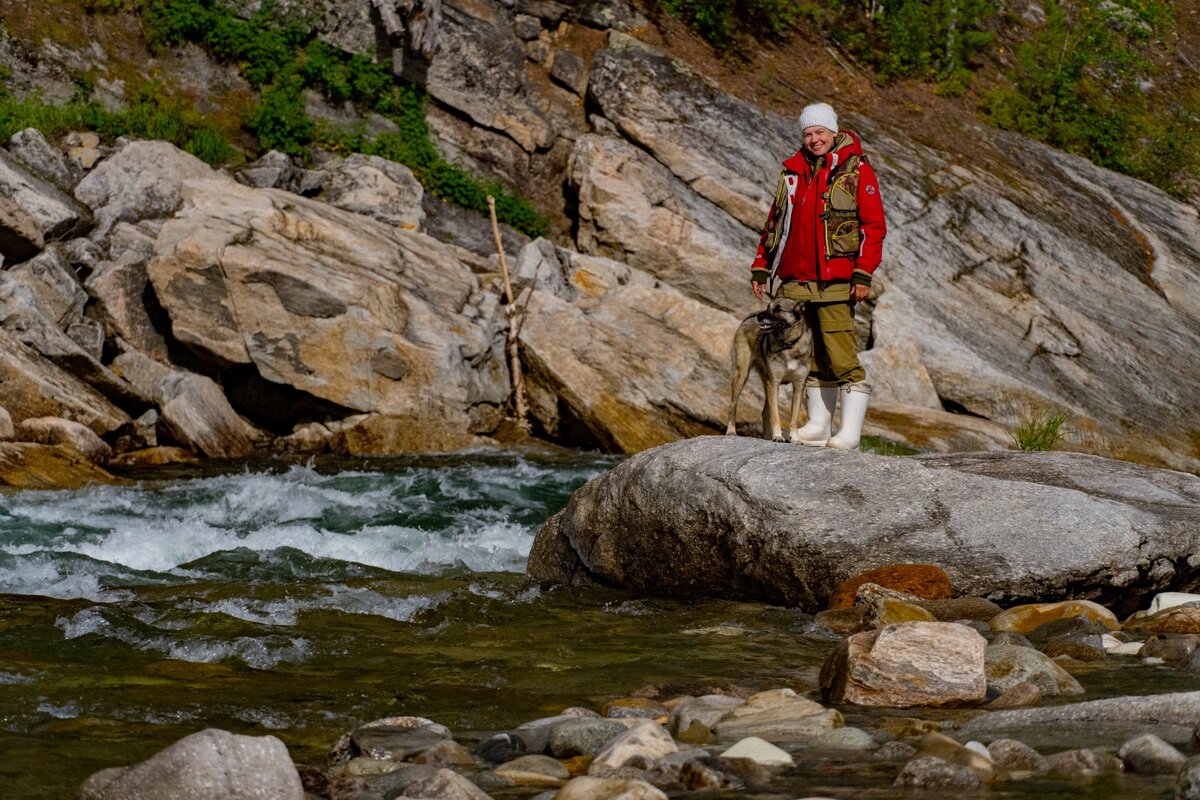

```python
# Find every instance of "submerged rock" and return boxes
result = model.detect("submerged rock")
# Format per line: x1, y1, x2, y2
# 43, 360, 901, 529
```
0, 442, 119, 489
525, 437, 1200, 612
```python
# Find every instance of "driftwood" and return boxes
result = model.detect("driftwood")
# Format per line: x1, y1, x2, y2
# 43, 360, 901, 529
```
487, 197, 532, 431
371, 0, 441, 57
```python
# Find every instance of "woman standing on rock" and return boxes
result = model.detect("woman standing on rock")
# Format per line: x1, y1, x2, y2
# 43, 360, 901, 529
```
749, 102, 887, 450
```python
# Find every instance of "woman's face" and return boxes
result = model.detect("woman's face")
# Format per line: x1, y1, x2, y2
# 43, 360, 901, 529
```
803, 126, 836, 158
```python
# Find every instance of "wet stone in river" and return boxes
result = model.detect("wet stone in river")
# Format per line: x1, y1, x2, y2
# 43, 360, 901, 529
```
399, 767, 494, 800
588, 720, 678, 775
1043, 748, 1116, 776
668, 694, 744, 734
893, 756, 981, 790
603, 697, 668, 720
807, 726, 876, 750
1141, 635, 1200, 663
987, 738, 1049, 773
494, 754, 570, 786
548, 718, 630, 757
556, 776, 667, 800
984, 643, 1084, 697
1117, 732, 1187, 775
711, 688, 842, 741
718, 736, 794, 766
351, 725, 452, 761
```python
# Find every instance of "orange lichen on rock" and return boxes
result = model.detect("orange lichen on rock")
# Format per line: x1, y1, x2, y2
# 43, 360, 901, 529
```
827, 564, 952, 610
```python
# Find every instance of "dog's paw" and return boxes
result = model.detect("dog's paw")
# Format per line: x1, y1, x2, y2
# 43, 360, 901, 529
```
771, 433, 786, 443
724, 425, 738, 436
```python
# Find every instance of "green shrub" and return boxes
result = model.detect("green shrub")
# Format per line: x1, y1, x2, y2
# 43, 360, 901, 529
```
1011, 411, 1070, 451
657, 0, 800, 48
982, 0, 1195, 194
246, 77, 313, 157
859, 0, 996, 80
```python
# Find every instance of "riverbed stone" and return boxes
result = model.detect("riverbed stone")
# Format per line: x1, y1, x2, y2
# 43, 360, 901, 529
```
984, 643, 1084, 697
668, 695, 744, 735
588, 721, 677, 775
1118, 733, 1186, 775
678, 758, 741, 791
711, 688, 842, 742
990, 600, 1120, 634
988, 681, 1043, 708
874, 740, 918, 761
1044, 748, 1115, 775
328, 717, 452, 767
893, 756, 980, 790
400, 767, 493, 800
548, 719, 629, 757
828, 564, 952, 609
496, 754, 570, 787
1140, 636, 1199, 663
914, 732, 999, 782
987, 738, 1048, 772
821, 622, 987, 708
15, 416, 111, 462
917, 597, 1004, 622
718, 737, 793, 766
603, 698, 667, 721
807, 727, 876, 750
555, 776, 666, 800
526, 438, 1200, 611
1150, 593, 1200, 614
1130, 606, 1200, 636
350, 724, 452, 762
78, 728, 303, 800
1177, 755, 1200, 800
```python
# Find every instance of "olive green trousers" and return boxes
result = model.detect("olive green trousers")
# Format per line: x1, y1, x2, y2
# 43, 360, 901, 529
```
776, 281, 866, 384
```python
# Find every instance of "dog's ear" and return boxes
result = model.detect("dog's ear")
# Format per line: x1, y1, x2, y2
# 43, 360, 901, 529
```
791, 300, 807, 313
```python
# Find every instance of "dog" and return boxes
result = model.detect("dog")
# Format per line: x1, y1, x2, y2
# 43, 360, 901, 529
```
725, 298, 813, 442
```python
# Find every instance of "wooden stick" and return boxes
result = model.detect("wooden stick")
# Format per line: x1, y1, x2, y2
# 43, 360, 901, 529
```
487, 196, 532, 431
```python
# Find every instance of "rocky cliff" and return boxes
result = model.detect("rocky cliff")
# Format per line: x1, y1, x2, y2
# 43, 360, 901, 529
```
0, 0, 1197, 472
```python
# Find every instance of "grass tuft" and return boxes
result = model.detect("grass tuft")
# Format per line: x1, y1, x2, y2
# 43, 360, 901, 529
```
1012, 411, 1070, 451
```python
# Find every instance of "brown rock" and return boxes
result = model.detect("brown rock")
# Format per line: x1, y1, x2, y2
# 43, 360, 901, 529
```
107, 446, 199, 467
329, 414, 476, 455
813, 606, 868, 634
0, 442, 120, 488
820, 622, 987, 708
15, 416, 111, 462
1140, 635, 1200, 662
1129, 607, 1200, 636
989, 600, 1120, 634
987, 681, 1043, 709
828, 564, 952, 610
916, 597, 1004, 622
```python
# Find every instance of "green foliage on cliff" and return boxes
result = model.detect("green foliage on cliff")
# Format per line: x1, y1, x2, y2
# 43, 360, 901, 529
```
982, 0, 1196, 194
133, 0, 548, 236
0, 78, 236, 164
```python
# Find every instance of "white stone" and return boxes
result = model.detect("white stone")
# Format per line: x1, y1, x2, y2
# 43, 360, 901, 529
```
718, 736, 793, 766
1149, 592, 1200, 614
588, 720, 677, 774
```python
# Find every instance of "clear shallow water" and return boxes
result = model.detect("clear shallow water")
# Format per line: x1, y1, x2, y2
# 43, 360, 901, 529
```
0, 449, 1188, 799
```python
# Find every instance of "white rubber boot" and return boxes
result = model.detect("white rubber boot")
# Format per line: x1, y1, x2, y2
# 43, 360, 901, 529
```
826, 381, 871, 450
791, 379, 839, 446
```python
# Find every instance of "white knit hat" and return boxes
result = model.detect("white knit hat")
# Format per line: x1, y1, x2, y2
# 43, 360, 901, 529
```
798, 103, 838, 133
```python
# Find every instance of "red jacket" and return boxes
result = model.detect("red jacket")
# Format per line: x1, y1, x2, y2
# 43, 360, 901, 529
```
751, 131, 887, 287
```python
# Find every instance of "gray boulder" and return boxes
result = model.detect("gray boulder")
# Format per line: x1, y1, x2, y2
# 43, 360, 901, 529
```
0, 148, 92, 243
79, 728, 303, 800
74, 140, 222, 237
0, 194, 44, 263
319, 153, 425, 231
984, 643, 1084, 697
525, 437, 1200, 613
1118, 732, 1186, 775
7, 127, 82, 190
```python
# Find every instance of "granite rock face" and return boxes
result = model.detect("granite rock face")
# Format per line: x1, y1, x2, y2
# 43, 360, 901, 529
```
526, 437, 1200, 612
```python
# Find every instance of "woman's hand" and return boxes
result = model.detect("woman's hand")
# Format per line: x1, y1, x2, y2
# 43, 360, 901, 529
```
752, 281, 765, 300
851, 284, 870, 302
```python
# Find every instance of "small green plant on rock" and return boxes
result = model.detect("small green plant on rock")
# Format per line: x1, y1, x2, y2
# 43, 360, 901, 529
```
1012, 411, 1070, 451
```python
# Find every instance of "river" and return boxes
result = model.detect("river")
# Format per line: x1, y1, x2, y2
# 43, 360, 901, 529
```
0, 449, 1186, 799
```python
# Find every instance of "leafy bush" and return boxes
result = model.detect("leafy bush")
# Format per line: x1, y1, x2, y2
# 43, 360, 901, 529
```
982, 0, 1195, 194
1011, 411, 1069, 451
656, 0, 801, 47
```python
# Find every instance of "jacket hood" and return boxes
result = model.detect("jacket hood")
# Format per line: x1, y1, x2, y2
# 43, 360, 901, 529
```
782, 130, 864, 173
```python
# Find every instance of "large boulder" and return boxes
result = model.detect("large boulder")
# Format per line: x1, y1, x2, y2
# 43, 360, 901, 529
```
73, 140, 222, 237
518, 248, 748, 451
0, 327, 130, 435
146, 175, 509, 446
83, 222, 170, 361
318, 153, 425, 230
0, 148, 92, 245
525, 437, 1200, 613
7, 127, 82, 190
79, 728, 303, 800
